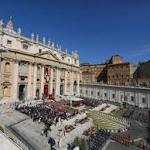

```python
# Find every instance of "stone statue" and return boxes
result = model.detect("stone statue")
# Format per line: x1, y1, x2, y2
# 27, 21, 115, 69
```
17, 27, 21, 35
51, 42, 54, 48
56, 44, 59, 49
42, 37, 46, 44
0, 19, 3, 31
31, 33, 34, 41
36, 34, 39, 42
6, 16, 13, 32
65, 48, 68, 54
59, 45, 62, 50
48, 39, 51, 46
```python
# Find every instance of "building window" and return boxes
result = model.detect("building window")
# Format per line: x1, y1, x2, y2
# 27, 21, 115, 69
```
120, 95, 123, 100
80, 89, 82, 94
86, 90, 88, 94
142, 97, 146, 103
39, 49, 42, 53
91, 91, 93, 95
3, 86, 10, 97
23, 44, 28, 50
112, 94, 115, 99
97, 92, 100, 96
104, 93, 107, 97
7, 40, 12, 45
74, 59, 77, 64
5, 62, 10, 73
124, 96, 128, 101
21, 77, 25, 81
131, 96, 134, 102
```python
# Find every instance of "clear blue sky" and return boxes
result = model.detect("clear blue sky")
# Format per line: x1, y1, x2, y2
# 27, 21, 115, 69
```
0, 0, 150, 64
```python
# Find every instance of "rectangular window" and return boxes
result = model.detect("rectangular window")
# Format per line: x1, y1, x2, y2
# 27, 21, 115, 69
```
112, 94, 115, 99
104, 93, 107, 97
7, 40, 12, 45
91, 91, 93, 95
97, 92, 100, 96
23, 44, 28, 50
142, 97, 146, 103
74, 59, 77, 64
86, 90, 88, 94
39, 49, 42, 53
124, 96, 128, 101
131, 96, 134, 102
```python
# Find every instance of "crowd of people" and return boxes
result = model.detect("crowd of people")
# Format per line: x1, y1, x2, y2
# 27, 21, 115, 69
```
15, 103, 69, 148
16, 104, 67, 127
14, 98, 150, 150
82, 98, 104, 107
138, 140, 150, 150
111, 132, 130, 146
113, 105, 150, 123
88, 129, 110, 150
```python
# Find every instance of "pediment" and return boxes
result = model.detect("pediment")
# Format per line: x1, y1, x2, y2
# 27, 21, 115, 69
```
37, 51, 60, 61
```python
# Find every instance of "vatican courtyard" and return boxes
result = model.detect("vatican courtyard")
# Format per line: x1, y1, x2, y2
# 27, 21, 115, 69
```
0, 96, 149, 150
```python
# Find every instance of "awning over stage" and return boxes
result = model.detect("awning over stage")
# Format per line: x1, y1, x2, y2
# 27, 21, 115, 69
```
65, 96, 84, 102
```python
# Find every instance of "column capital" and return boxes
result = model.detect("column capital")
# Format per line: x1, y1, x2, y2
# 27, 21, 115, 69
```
33, 62, 37, 66
13, 59, 20, 63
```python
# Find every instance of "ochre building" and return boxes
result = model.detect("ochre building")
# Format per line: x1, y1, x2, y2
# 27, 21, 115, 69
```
81, 55, 137, 85
133, 60, 150, 87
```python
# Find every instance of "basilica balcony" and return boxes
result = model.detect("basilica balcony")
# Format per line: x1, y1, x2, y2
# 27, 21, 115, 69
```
18, 71, 28, 77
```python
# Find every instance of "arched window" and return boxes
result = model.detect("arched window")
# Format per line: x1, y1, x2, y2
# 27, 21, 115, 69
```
5, 62, 10, 73
73, 80, 77, 94
3, 86, 10, 97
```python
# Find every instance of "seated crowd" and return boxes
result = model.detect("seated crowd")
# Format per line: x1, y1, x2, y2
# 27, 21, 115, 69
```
16, 104, 67, 127
88, 129, 110, 150
111, 132, 130, 146
113, 104, 150, 123
15, 103, 70, 149
82, 98, 104, 107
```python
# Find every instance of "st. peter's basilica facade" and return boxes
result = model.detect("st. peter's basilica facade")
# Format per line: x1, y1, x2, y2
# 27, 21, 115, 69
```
0, 17, 80, 103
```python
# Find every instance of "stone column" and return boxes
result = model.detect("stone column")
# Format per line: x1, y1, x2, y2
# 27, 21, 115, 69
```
33, 64, 37, 98
55, 68, 60, 96
12, 61, 19, 101
0, 58, 2, 98
147, 92, 150, 109
70, 71, 74, 95
49, 67, 53, 94
27, 63, 32, 99
64, 70, 68, 95
40, 65, 44, 98
135, 91, 139, 107
76, 72, 80, 96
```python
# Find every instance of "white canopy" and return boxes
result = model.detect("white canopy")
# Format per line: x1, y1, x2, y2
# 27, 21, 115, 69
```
65, 96, 83, 102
